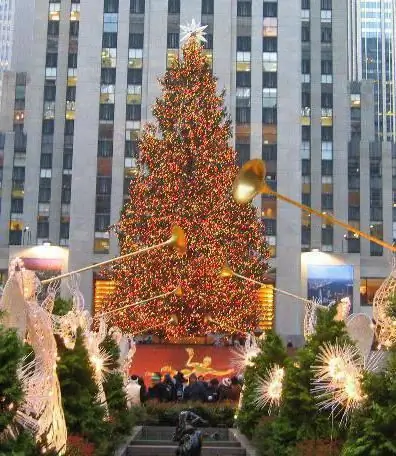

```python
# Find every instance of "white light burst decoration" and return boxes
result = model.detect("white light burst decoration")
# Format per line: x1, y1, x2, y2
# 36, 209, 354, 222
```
180, 19, 208, 45
304, 298, 327, 339
254, 365, 285, 414
232, 334, 261, 372
312, 342, 383, 423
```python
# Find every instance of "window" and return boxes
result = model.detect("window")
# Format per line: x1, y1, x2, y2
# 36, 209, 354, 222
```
302, 159, 310, 175
263, 17, 277, 37
102, 32, 117, 48
65, 120, 74, 135
302, 0, 310, 9
130, 0, 145, 14
236, 72, 251, 87
42, 120, 54, 134
63, 151, 73, 169
321, 24, 332, 43
44, 84, 56, 101
321, 159, 332, 176
127, 85, 142, 104
97, 177, 112, 194
360, 278, 384, 306
66, 86, 76, 101
263, 72, 277, 88
263, 37, 277, 52
104, 0, 119, 13
322, 194, 333, 211
168, 0, 180, 14
262, 107, 277, 124
128, 48, 143, 68
60, 222, 70, 239
262, 144, 276, 161
44, 101, 55, 119
39, 178, 51, 202
321, 0, 332, 9
302, 24, 310, 42
236, 107, 250, 124
262, 88, 276, 108
68, 53, 78, 68
95, 214, 111, 231
263, 2, 277, 17
37, 220, 49, 238
126, 104, 141, 121
237, 1, 251, 17
321, 126, 333, 141
49, 2, 60, 21
94, 238, 110, 254
321, 142, 333, 159
40, 153, 53, 169
11, 198, 23, 213
48, 20, 59, 36
322, 92, 333, 108
302, 59, 310, 74
101, 68, 116, 84
46, 52, 58, 68
70, 3, 80, 21
127, 69, 142, 84
167, 33, 179, 49
96, 195, 111, 213
98, 140, 113, 157
99, 104, 115, 121
300, 141, 310, 159
237, 36, 251, 52
236, 144, 250, 167
102, 48, 117, 68
202, 0, 214, 14
322, 227, 333, 245
321, 59, 332, 74
103, 13, 118, 33
302, 126, 310, 141
129, 33, 144, 48
70, 21, 79, 37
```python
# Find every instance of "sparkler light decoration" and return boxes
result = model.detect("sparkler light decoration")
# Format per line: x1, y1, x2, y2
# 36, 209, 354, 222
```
373, 262, 396, 348
304, 298, 327, 339
232, 333, 261, 372
254, 364, 285, 414
312, 342, 382, 423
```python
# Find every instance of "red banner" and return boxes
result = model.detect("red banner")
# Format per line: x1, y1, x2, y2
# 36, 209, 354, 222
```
130, 345, 237, 386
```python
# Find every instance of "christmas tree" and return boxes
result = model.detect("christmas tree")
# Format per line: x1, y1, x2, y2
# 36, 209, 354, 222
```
103, 32, 269, 337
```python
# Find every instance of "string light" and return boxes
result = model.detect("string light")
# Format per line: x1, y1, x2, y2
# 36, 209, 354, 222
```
101, 37, 269, 337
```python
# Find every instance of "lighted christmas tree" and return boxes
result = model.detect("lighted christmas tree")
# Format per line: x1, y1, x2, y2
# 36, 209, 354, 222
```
103, 25, 269, 337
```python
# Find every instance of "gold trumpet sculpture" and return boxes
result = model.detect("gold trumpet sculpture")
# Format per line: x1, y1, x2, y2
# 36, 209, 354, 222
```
42, 225, 187, 285
134, 314, 179, 336
204, 314, 249, 335
220, 264, 312, 304
97, 286, 182, 318
233, 159, 396, 252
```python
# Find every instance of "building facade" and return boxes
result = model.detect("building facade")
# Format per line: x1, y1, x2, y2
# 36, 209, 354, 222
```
0, 0, 392, 343
348, 0, 396, 142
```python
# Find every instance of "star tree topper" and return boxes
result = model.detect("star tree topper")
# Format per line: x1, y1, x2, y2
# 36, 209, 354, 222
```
180, 19, 208, 45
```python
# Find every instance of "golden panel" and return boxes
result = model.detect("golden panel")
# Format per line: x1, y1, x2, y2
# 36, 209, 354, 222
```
94, 279, 116, 315
257, 284, 274, 330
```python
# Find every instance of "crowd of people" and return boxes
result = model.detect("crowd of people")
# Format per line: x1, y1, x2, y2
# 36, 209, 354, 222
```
125, 371, 243, 407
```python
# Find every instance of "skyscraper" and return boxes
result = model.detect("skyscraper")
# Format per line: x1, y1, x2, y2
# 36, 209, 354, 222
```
349, 0, 396, 141
0, 0, 391, 344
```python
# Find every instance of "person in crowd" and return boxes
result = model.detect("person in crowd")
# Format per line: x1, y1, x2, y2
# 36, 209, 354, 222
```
206, 378, 220, 402
228, 376, 242, 401
138, 376, 147, 403
162, 373, 176, 402
198, 375, 208, 389
218, 377, 232, 401
183, 374, 206, 402
148, 372, 167, 402
174, 371, 186, 401
125, 375, 141, 408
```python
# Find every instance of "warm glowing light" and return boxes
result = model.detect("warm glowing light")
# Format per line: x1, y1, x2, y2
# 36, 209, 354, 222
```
232, 334, 261, 372
100, 37, 270, 337
254, 365, 285, 414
